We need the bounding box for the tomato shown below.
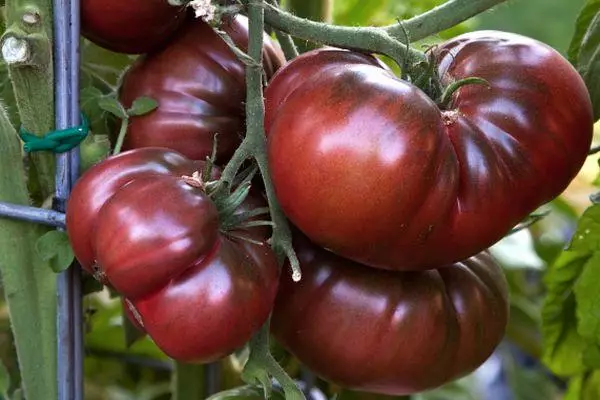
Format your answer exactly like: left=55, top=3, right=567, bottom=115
left=271, top=233, right=509, bottom=395
left=81, top=0, right=187, bottom=54
left=265, top=32, right=594, bottom=271
left=66, top=147, right=279, bottom=362
left=118, top=15, right=285, bottom=163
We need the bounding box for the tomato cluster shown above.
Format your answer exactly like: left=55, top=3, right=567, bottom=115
left=71, top=6, right=594, bottom=396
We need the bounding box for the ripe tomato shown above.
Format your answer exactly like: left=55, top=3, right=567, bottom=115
left=81, top=0, right=187, bottom=54
left=271, top=234, right=509, bottom=395
left=66, top=148, right=279, bottom=362
left=265, top=32, right=593, bottom=271
left=118, top=15, right=285, bottom=163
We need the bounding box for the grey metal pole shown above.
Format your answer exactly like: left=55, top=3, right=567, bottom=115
left=204, top=362, right=221, bottom=396
left=0, top=202, right=66, bottom=228
left=53, top=0, right=83, bottom=398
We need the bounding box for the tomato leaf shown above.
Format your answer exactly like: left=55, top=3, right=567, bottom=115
left=568, top=0, right=600, bottom=64
left=11, top=388, right=24, bottom=400
left=575, top=251, right=600, bottom=343
left=541, top=250, right=589, bottom=376
left=571, top=4, right=600, bottom=121
left=35, top=231, right=75, bottom=273
left=127, top=96, right=159, bottom=117
left=582, top=341, right=600, bottom=368
left=566, top=371, right=600, bottom=399
left=569, top=205, right=600, bottom=252
left=0, top=360, right=10, bottom=397
left=97, top=96, right=128, bottom=119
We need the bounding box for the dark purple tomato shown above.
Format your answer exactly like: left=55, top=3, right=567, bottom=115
left=118, top=15, right=285, bottom=163
left=265, top=31, right=593, bottom=271
left=271, top=234, right=509, bottom=395
left=81, top=0, right=187, bottom=54
left=66, top=147, right=280, bottom=362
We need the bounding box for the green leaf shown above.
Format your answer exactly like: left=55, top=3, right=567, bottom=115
left=570, top=205, right=600, bottom=252
left=565, top=375, right=584, bottom=400
left=0, top=360, right=10, bottom=396
left=35, top=231, right=75, bottom=273
left=12, top=388, right=24, bottom=400
left=575, top=252, right=600, bottom=342
left=568, top=371, right=600, bottom=399
left=582, top=341, right=600, bottom=368
left=85, top=295, right=166, bottom=360
left=122, top=304, right=146, bottom=348
left=80, top=86, right=116, bottom=139
left=568, top=0, right=600, bottom=63
left=97, top=96, right=128, bottom=119
left=542, top=250, right=590, bottom=376
left=573, top=9, right=600, bottom=121
left=127, top=96, right=159, bottom=117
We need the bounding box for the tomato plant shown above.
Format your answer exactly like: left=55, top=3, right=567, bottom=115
left=265, top=31, right=594, bottom=271
left=117, top=15, right=286, bottom=163
left=81, top=0, right=187, bottom=54
left=271, top=233, right=509, bottom=395
left=66, top=147, right=280, bottom=362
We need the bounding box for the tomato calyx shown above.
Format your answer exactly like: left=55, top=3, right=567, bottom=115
left=179, top=162, right=272, bottom=243
left=406, top=47, right=489, bottom=110
left=438, top=76, right=490, bottom=109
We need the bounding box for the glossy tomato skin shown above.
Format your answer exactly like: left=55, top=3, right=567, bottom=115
left=271, top=234, right=509, bottom=395
left=265, top=31, right=593, bottom=271
left=66, top=148, right=280, bottom=362
left=93, top=176, right=220, bottom=299
left=118, top=15, right=285, bottom=163
left=67, top=147, right=203, bottom=273
left=131, top=235, right=279, bottom=362
left=81, top=0, right=187, bottom=54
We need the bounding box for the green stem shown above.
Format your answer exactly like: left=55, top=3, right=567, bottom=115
left=112, top=117, right=129, bottom=155
left=257, top=0, right=509, bottom=66
left=241, top=320, right=305, bottom=400
left=439, top=76, right=489, bottom=107
left=173, top=362, right=204, bottom=399
left=218, top=0, right=301, bottom=281
left=273, top=29, right=299, bottom=60
left=388, top=0, right=509, bottom=41
left=2, top=2, right=55, bottom=200
left=261, top=1, right=425, bottom=66
left=267, top=0, right=299, bottom=59
left=0, top=105, right=57, bottom=400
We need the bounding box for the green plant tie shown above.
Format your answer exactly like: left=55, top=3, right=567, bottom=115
left=18, top=113, right=90, bottom=153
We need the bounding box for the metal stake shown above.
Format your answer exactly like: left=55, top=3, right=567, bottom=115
left=53, top=0, right=83, bottom=398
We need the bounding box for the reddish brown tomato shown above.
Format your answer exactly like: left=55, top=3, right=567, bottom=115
left=81, top=0, right=187, bottom=54
left=271, top=234, right=509, bottom=395
left=118, top=15, right=285, bottom=163
left=265, top=32, right=594, bottom=271
left=66, top=148, right=280, bottom=362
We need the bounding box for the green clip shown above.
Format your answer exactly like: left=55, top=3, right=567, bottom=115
left=19, top=113, right=90, bottom=153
